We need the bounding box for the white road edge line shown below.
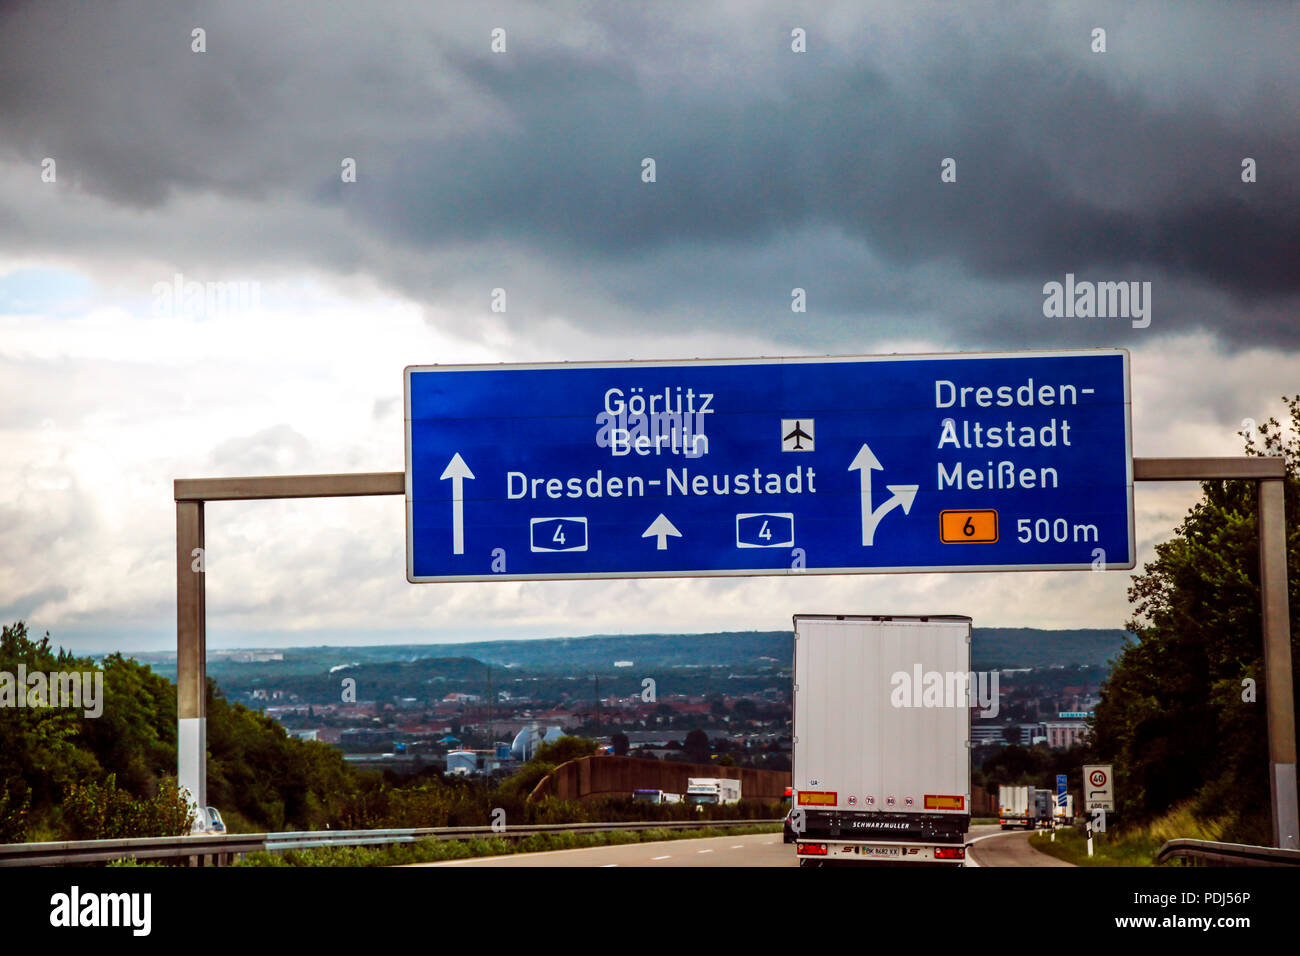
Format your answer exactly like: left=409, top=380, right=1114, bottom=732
left=650, top=855, right=671, bottom=861
left=965, top=828, right=1020, bottom=868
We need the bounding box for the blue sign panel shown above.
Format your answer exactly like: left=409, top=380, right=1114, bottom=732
left=405, top=350, right=1133, bottom=582
left=1057, top=773, right=1068, bottom=808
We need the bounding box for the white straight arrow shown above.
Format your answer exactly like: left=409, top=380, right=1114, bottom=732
left=849, top=443, right=918, bottom=545
left=848, top=443, right=883, bottom=546
left=440, top=453, right=475, bottom=555
left=642, top=513, right=681, bottom=550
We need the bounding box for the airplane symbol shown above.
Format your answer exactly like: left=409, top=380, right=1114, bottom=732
left=781, top=419, right=814, bottom=452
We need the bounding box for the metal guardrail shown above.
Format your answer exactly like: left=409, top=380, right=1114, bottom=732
left=0, top=819, right=780, bottom=867
left=1156, top=838, right=1300, bottom=867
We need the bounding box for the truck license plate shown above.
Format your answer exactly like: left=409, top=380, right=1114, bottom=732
left=861, top=846, right=901, bottom=857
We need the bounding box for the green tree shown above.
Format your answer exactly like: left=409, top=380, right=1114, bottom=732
left=0, top=623, right=102, bottom=839
left=1090, top=397, right=1300, bottom=842
left=62, top=773, right=195, bottom=839
left=532, top=735, right=598, bottom=766
left=204, top=678, right=357, bottom=832
left=683, top=728, right=710, bottom=763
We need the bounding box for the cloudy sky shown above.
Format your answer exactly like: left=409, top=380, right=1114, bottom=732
left=1, top=1, right=1296, bottom=652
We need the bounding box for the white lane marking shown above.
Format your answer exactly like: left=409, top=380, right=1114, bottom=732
left=698, top=849, right=713, bottom=854
left=730, top=845, right=744, bottom=849
left=600, top=864, right=618, bottom=868
left=650, top=855, right=671, bottom=861
left=965, top=829, right=1018, bottom=868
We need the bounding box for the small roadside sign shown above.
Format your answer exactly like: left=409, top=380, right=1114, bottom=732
left=1083, top=764, right=1114, bottom=811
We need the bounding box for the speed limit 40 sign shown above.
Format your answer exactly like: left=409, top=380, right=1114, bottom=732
left=1083, top=764, right=1114, bottom=812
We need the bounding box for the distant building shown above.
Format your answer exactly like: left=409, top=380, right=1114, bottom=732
left=442, top=692, right=481, bottom=703
left=971, top=725, right=1007, bottom=745
left=510, top=724, right=565, bottom=761
left=446, top=751, right=477, bottom=775
left=1043, top=721, right=1088, bottom=749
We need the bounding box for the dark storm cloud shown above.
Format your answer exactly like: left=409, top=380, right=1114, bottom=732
left=0, top=1, right=1296, bottom=348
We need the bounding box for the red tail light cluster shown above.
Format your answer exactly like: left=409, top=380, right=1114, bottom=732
left=796, top=843, right=828, bottom=856
left=934, top=847, right=965, bottom=860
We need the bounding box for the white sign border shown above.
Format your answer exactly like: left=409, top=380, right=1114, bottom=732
left=404, top=348, right=1134, bottom=583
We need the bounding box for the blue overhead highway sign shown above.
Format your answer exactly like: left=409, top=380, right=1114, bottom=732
left=405, top=349, right=1133, bottom=582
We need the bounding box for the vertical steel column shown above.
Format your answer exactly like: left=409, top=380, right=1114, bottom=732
left=172, top=472, right=405, bottom=830
left=1259, top=477, right=1298, bottom=849
left=176, top=500, right=206, bottom=821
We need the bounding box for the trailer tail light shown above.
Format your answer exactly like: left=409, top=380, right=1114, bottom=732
left=934, top=847, right=965, bottom=860
left=796, top=843, right=828, bottom=856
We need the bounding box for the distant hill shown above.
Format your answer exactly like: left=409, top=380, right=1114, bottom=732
left=403, top=631, right=795, bottom=672
left=971, top=628, right=1133, bottom=669
left=419, top=627, right=1132, bottom=672
left=137, top=626, right=1133, bottom=681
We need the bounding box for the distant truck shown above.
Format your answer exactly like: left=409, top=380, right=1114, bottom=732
left=790, top=614, right=972, bottom=866
left=633, top=789, right=684, bottom=805
left=685, top=778, right=741, bottom=807
left=1033, top=788, right=1056, bottom=827
left=998, top=785, right=1034, bottom=830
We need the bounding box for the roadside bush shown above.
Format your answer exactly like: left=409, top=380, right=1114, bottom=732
left=61, top=773, right=195, bottom=839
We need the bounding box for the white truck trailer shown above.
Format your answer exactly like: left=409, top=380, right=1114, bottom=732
left=633, top=789, right=684, bottom=805
left=998, top=785, right=1034, bottom=829
left=685, top=777, right=741, bottom=806
left=790, top=614, right=972, bottom=866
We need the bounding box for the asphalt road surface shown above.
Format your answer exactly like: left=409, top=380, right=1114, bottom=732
left=412, top=831, right=791, bottom=867
left=967, top=827, right=1074, bottom=867
left=407, top=823, right=1071, bottom=867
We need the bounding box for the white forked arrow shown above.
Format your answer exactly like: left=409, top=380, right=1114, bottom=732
left=848, top=442, right=918, bottom=546
left=642, top=513, right=682, bottom=550
left=440, top=453, right=475, bottom=555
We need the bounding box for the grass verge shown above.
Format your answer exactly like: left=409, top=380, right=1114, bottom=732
left=1029, top=803, right=1232, bottom=867
left=1029, top=826, right=1161, bottom=866
left=232, top=824, right=782, bottom=867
